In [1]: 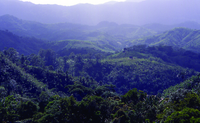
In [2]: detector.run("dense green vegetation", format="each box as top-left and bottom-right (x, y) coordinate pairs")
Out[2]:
(121, 45), (200, 71)
(2, 15), (200, 123)
(1, 45), (200, 122)
(0, 30), (115, 56)
(43, 40), (115, 56)
(0, 30), (45, 55)
(130, 27), (200, 53)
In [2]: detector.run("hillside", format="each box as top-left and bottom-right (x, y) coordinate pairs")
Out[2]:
(2, 1), (200, 121)
(0, 30), (118, 56)
(1, 30), (200, 95)
(3, 15), (200, 54)
(1, 46), (200, 122)
(43, 40), (116, 56)
(130, 28), (200, 53)
(0, 30), (45, 55)
(0, 15), (159, 50)
(3, 46), (197, 95)
(119, 45), (200, 72)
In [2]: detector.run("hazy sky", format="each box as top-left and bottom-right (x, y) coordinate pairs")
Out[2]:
(19, 0), (144, 6)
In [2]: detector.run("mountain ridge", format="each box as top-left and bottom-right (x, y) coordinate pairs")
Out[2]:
(1, 0), (200, 25)
(0, 15), (158, 49)
(130, 27), (200, 53)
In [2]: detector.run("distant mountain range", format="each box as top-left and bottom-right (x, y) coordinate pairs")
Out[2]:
(1, 15), (200, 54)
(0, 30), (117, 56)
(0, 15), (158, 49)
(1, 15), (200, 43)
(1, 0), (200, 25)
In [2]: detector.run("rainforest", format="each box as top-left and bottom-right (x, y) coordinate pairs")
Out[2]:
(1, 0), (200, 123)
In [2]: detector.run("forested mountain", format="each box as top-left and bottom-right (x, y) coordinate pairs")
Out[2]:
(1, 16), (200, 121)
(130, 27), (200, 53)
(0, 45), (200, 122)
(1, 0), (200, 25)
(0, 15), (158, 49)
(2, 1), (200, 122)
(0, 30), (117, 56)
(2, 15), (200, 53)
(0, 30), (45, 55)
(143, 21), (200, 33)
(122, 45), (200, 71)
(43, 40), (116, 56)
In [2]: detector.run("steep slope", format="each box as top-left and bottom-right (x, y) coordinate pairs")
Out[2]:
(131, 28), (200, 53)
(0, 29), (199, 95)
(0, 29), (117, 56)
(0, 15), (88, 40)
(43, 40), (116, 56)
(3, 15), (200, 53)
(104, 57), (195, 94)
(0, 51), (46, 98)
(0, 49), (77, 98)
(0, 30), (45, 55)
(162, 74), (200, 96)
(98, 45), (199, 94)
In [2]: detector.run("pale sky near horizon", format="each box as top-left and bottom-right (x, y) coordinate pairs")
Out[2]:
(19, 0), (144, 6)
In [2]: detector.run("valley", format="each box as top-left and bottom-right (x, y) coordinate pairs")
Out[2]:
(1, 0), (200, 122)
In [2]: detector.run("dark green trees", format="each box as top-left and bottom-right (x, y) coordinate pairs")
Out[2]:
(39, 49), (57, 68)
(17, 101), (38, 120)
(0, 95), (38, 122)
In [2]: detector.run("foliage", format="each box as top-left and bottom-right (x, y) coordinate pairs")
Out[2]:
(0, 43), (200, 122)
(3, 16), (200, 123)
(165, 108), (200, 123)
(130, 27), (200, 53)
(0, 30), (45, 55)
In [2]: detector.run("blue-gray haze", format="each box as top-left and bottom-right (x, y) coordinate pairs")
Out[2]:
(0, 0), (199, 25)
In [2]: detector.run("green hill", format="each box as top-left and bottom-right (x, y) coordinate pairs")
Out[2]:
(0, 30), (116, 56)
(57, 45), (198, 95)
(162, 74), (200, 97)
(0, 46), (200, 123)
(118, 45), (200, 72)
(0, 50), (47, 98)
(130, 27), (200, 53)
(2, 15), (200, 123)
(0, 30), (45, 55)
(0, 15), (157, 49)
(43, 40), (116, 56)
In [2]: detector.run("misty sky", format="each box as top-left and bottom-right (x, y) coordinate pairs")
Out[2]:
(19, 0), (144, 6)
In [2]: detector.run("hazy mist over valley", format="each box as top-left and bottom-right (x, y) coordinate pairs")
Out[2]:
(1, 0), (200, 123)
(1, 0), (200, 25)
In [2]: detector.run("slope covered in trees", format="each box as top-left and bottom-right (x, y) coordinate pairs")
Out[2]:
(0, 30), (45, 55)
(1, 12), (200, 123)
(0, 15), (157, 49)
(2, 15), (200, 54)
(120, 45), (200, 71)
(1, 46), (199, 95)
(0, 30), (117, 56)
(1, 47), (200, 122)
(44, 40), (116, 56)
(131, 28), (200, 53)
